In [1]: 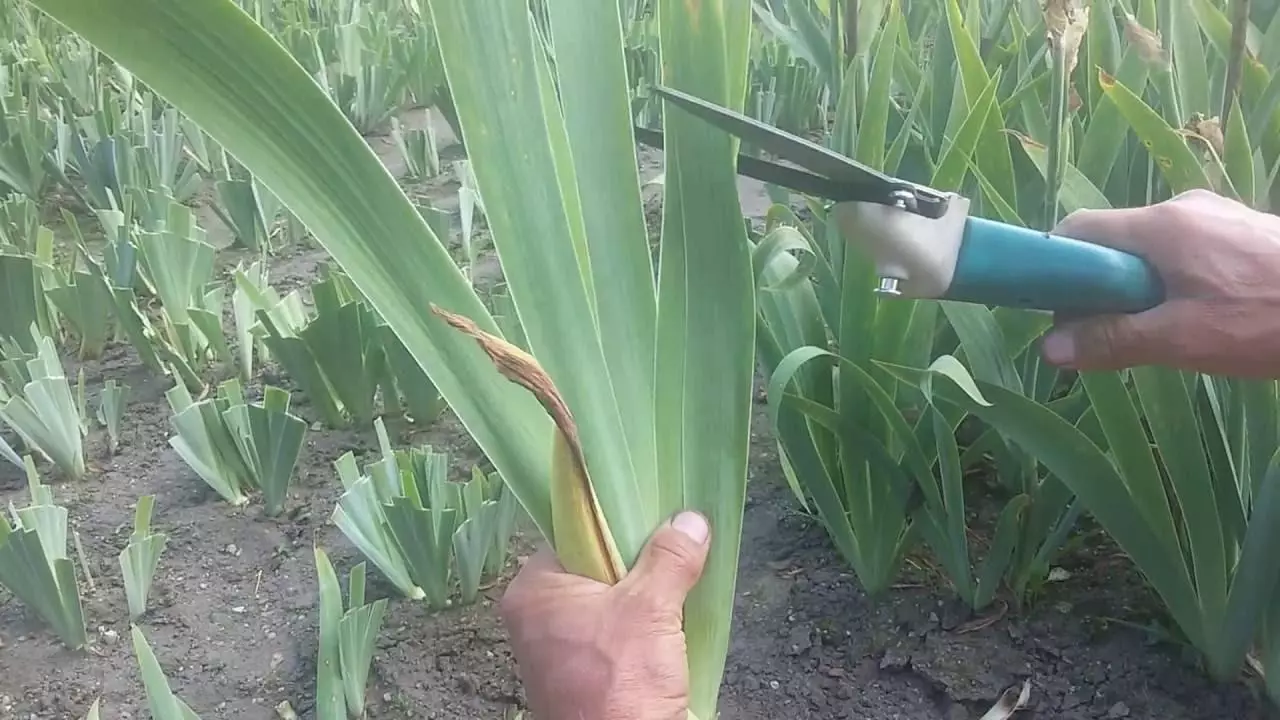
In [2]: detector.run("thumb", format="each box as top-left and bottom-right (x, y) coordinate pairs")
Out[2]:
(619, 511), (712, 609)
(1041, 303), (1183, 370)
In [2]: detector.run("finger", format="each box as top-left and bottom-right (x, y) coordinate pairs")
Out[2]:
(617, 511), (712, 611)
(1052, 204), (1168, 257)
(1041, 302), (1187, 370)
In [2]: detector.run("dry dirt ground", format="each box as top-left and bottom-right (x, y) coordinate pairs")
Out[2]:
(0, 111), (1274, 720)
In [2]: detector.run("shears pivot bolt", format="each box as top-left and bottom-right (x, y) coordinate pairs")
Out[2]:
(876, 277), (903, 295)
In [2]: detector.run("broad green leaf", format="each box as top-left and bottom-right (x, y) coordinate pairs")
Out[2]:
(855, 0), (903, 170)
(1077, 28), (1154, 189)
(1224, 98), (1257, 207)
(429, 0), (650, 558)
(1013, 131), (1113, 211)
(931, 71), (1001, 191)
(1078, 372), (1180, 555)
(131, 625), (203, 720)
(1169, 0), (1212, 117)
(877, 358), (1205, 648)
(1098, 69), (1216, 194)
(313, 547), (348, 720)
(1131, 368), (1228, 635)
(945, 0), (1017, 205)
(27, 0), (558, 543)
(654, 0), (756, 714)
(545, 0), (659, 510)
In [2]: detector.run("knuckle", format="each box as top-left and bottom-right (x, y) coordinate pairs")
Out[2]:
(648, 532), (702, 576)
(1054, 207), (1101, 234)
(1170, 188), (1217, 204)
(1077, 318), (1134, 367)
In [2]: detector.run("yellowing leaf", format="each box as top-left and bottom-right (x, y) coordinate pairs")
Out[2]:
(432, 305), (626, 585)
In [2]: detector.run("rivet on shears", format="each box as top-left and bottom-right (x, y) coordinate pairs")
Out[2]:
(877, 277), (902, 295)
(874, 190), (914, 295)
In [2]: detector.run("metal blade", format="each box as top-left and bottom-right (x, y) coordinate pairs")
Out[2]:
(633, 126), (887, 202)
(648, 84), (950, 218)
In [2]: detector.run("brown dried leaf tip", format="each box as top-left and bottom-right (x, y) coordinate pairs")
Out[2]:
(1122, 11), (1171, 70)
(1042, 0), (1090, 76)
(1186, 113), (1225, 158)
(429, 304), (590, 481)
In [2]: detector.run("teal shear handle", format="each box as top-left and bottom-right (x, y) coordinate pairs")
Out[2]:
(944, 217), (1166, 314)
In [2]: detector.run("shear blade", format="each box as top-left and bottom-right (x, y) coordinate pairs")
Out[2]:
(632, 126), (884, 202)
(641, 84), (950, 218)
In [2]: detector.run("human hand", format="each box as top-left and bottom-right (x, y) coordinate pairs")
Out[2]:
(1041, 190), (1280, 377)
(500, 511), (712, 720)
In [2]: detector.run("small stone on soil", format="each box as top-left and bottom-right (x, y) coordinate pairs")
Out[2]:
(879, 645), (911, 671)
(1107, 701), (1131, 717)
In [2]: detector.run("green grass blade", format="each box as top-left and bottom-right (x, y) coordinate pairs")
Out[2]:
(973, 494), (1029, 609)
(939, 301), (1020, 392)
(1012, 131), (1113, 211)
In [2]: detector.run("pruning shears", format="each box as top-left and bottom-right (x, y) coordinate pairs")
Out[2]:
(635, 85), (1166, 316)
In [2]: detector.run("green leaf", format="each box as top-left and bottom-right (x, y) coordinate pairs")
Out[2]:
(131, 625), (203, 720)
(1224, 98), (1256, 207)
(652, 0), (756, 714)
(944, 0), (1017, 206)
(0, 329), (87, 481)
(1169, 0), (1212, 117)
(855, 0), (903, 170)
(221, 386), (307, 516)
(545, 0), (659, 506)
(1077, 372), (1180, 554)
(877, 358), (1205, 648)
(1131, 368), (1227, 637)
(931, 70), (1001, 191)
(1099, 69), (1217, 195)
(27, 0), (559, 543)
(0, 518), (87, 649)
(379, 324), (447, 425)
(973, 494), (1029, 609)
(1213, 452), (1280, 678)
(331, 448), (423, 600)
(1077, 36), (1154, 190)
(119, 494), (168, 620)
(1013, 131), (1113, 211)
(313, 547), (348, 720)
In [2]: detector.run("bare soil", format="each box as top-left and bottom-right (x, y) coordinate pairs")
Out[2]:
(0, 112), (1272, 720)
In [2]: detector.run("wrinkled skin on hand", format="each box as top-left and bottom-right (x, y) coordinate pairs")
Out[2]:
(500, 512), (712, 720)
(1043, 189), (1280, 377)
